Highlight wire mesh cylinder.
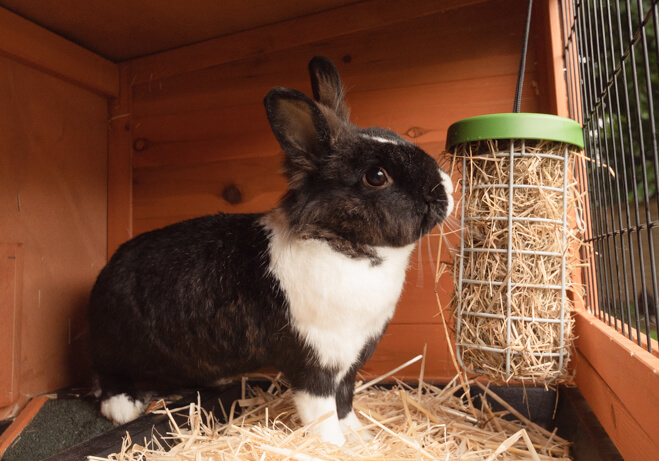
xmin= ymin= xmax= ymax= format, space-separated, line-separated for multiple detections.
xmin=450 ymin=137 xmax=581 ymax=383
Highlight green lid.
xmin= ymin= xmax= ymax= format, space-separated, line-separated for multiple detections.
xmin=446 ymin=113 xmax=584 ymax=149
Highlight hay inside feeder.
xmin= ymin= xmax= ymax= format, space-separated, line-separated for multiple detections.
xmin=448 ymin=138 xmax=583 ymax=384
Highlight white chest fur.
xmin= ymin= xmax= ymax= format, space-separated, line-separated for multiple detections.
xmin=263 ymin=215 xmax=415 ymax=378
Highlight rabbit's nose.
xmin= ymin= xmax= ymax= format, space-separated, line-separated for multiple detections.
xmin=438 ymin=169 xmax=453 ymax=196
xmin=426 ymin=169 xmax=454 ymax=216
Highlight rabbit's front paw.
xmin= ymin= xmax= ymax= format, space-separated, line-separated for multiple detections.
xmin=314 ymin=418 xmax=347 ymax=447
xmin=340 ymin=410 xmax=374 ymax=442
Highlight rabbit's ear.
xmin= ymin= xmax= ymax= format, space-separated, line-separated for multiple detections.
xmin=308 ymin=56 xmax=350 ymax=121
xmin=264 ymin=87 xmax=331 ymax=164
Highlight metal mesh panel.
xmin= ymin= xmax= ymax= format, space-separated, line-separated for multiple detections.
xmin=561 ymin=0 xmax=659 ymax=352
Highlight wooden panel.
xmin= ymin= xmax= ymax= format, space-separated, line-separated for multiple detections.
xmin=107 ymin=63 xmax=135 ymax=257
xmin=130 ymin=3 xmax=530 ymax=121
xmin=574 ymin=310 xmax=659 ymax=459
xmin=0 ymin=244 xmax=22 ymax=408
xmin=545 ymin=0 xmax=571 ymax=118
xmin=131 ymin=75 xmax=531 ymax=148
xmin=0 ymin=55 xmax=107 ymax=405
xmin=0 ymin=7 xmax=118 ymax=96
xmin=0 ymin=0 xmax=362 ymax=62
xmin=574 ymin=353 xmax=656 ymax=461
xmin=363 ymin=323 xmax=456 ymax=382
xmin=132 ymin=152 xmax=286 ymax=235
xmin=0 ymin=0 xmax=488 ymax=63
xmin=128 ymin=0 xmax=488 ymax=84
xmin=392 ymin=231 xmax=457 ymax=325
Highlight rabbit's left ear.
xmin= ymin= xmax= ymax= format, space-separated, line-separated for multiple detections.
xmin=308 ymin=56 xmax=350 ymax=121
xmin=264 ymin=87 xmax=331 ymax=165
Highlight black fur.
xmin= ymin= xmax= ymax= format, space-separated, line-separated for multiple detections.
xmin=90 ymin=213 xmax=347 ymax=395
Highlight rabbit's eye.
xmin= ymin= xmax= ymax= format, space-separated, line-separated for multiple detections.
xmin=363 ymin=166 xmax=392 ymax=189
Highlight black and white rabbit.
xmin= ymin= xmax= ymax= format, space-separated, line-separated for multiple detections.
xmin=88 ymin=56 xmax=454 ymax=446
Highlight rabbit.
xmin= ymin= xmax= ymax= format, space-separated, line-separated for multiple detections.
xmin=88 ymin=55 xmax=454 ymax=446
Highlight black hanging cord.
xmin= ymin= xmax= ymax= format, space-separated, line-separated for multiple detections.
xmin=513 ymin=0 xmax=534 ymax=113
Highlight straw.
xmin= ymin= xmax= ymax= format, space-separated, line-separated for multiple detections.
xmin=93 ymin=359 xmax=572 ymax=460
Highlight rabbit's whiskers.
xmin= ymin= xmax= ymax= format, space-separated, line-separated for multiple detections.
xmin=415 ymin=231 xmax=425 ymax=287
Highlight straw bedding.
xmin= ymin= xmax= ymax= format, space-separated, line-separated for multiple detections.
xmin=448 ymin=139 xmax=583 ymax=383
xmin=90 ymin=369 xmax=571 ymax=460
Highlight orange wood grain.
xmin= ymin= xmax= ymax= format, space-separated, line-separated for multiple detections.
xmin=129 ymin=87 xmax=530 ymax=164
xmin=545 ymin=0 xmax=571 ymax=118
xmin=0 ymin=7 xmax=117 ymax=97
xmin=129 ymin=3 xmax=530 ymax=120
xmin=574 ymin=351 xmax=657 ymax=461
xmin=610 ymin=322 xmax=659 ymax=355
xmin=0 ymin=244 xmax=23 ymax=409
xmin=128 ymin=0 xmax=489 ymax=86
xmin=108 ymin=63 xmax=136 ymax=258
xmin=574 ymin=309 xmax=659 ymax=459
xmin=0 ymin=54 xmax=107 ymax=405
xmin=363 ymin=323 xmax=456 ymax=383
xmin=0 ymin=0 xmax=360 ymax=62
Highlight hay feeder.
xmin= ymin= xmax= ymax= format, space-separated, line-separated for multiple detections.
xmin=446 ymin=113 xmax=584 ymax=383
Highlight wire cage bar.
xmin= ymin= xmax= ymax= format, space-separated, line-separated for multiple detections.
xmin=448 ymin=120 xmax=583 ymax=382
xmin=561 ymin=0 xmax=659 ymax=353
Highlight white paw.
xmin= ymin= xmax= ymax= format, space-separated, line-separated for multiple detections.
xmin=294 ymin=392 xmax=346 ymax=446
xmin=340 ymin=410 xmax=374 ymax=442
xmin=315 ymin=418 xmax=347 ymax=447
xmin=100 ymin=393 xmax=145 ymax=425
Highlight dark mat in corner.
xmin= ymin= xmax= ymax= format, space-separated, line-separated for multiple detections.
xmin=0 ymin=383 xmax=239 ymax=461
xmin=1 ymin=398 xmax=113 ymax=461
xmin=41 ymin=385 xmax=238 ymax=461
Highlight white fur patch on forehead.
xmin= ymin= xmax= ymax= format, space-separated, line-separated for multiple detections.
xmin=359 ymin=133 xmax=403 ymax=146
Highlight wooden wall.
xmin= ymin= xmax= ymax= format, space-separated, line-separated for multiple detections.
xmin=112 ymin=0 xmax=558 ymax=381
xmin=0 ymin=43 xmax=110 ymax=417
